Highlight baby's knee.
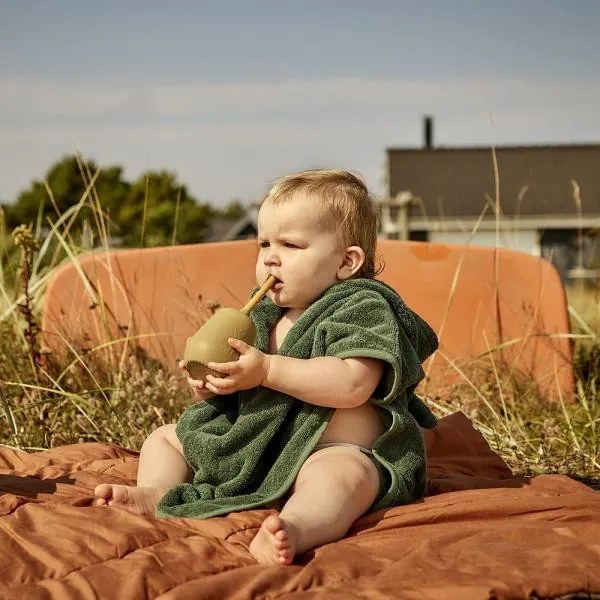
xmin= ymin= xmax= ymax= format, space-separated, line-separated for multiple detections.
xmin=309 ymin=449 xmax=379 ymax=491
xmin=143 ymin=423 xmax=178 ymax=447
xmin=340 ymin=454 xmax=379 ymax=490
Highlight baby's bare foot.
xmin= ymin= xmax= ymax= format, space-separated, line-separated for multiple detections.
xmin=249 ymin=514 xmax=296 ymax=565
xmin=93 ymin=483 xmax=164 ymax=516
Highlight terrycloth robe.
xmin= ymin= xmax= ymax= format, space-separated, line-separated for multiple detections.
xmin=156 ymin=278 xmax=439 ymax=519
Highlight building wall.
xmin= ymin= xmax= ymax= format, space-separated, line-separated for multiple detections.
xmin=383 ymin=143 xmax=600 ymax=282
xmin=387 ymin=145 xmax=600 ymax=218
xmin=428 ymin=229 xmax=540 ymax=256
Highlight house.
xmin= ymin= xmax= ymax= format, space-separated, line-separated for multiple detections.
xmin=381 ymin=117 xmax=600 ymax=282
xmin=204 ymin=204 xmax=259 ymax=242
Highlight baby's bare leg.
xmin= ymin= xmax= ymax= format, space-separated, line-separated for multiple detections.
xmin=249 ymin=447 xmax=380 ymax=565
xmin=136 ymin=423 xmax=193 ymax=488
xmin=94 ymin=423 xmax=193 ymax=515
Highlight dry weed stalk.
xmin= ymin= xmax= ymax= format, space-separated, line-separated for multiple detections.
xmin=12 ymin=225 xmax=43 ymax=372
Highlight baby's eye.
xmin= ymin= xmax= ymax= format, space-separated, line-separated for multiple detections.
xmin=284 ymin=242 xmax=299 ymax=249
xmin=258 ymin=241 xmax=270 ymax=248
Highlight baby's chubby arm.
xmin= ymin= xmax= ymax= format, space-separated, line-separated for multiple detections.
xmin=203 ymin=338 xmax=384 ymax=409
xmin=263 ymin=353 xmax=384 ymax=408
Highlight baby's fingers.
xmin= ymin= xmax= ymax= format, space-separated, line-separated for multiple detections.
xmin=207 ymin=360 xmax=239 ymax=374
xmin=206 ymin=374 xmax=236 ymax=393
xmin=193 ymin=387 xmax=212 ymax=399
xmin=187 ymin=376 xmax=205 ymax=389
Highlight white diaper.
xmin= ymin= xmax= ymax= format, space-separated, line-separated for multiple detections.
xmin=312 ymin=442 xmax=374 ymax=456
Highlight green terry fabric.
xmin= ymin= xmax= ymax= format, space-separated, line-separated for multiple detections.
xmin=156 ymin=278 xmax=438 ymax=519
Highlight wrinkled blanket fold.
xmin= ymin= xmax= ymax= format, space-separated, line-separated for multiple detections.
xmin=1 ymin=412 xmax=600 ymax=599
xmin=157 ymin=278 xmax=439 ymax=519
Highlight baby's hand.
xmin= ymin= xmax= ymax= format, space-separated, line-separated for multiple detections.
xmin=178 ymin=360 xmax=213 ymax=400
xmin=204 ymin=338 xmax=271 ymax=395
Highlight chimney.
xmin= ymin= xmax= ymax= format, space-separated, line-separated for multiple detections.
xmin=423 ymin=115 xmax=433 ymax=149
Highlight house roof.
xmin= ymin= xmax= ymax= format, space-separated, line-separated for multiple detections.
xmin=387 ymin=144 xmax=600 ymax=218
xmin=204 ymin=214 xmax=258 ymax=243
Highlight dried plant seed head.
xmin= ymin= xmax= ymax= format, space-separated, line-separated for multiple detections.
xmin=12 ymin=225 xmax=40 ymax=252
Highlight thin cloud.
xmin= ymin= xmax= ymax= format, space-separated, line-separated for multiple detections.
xmin=1 ymin=76 xmax=599 ymax=204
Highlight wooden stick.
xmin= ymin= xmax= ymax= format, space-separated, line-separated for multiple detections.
xmin=241 ymin=275 xmax=277 ymax=315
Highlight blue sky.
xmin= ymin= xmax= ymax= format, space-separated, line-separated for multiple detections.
xmin=1 ymin=0 xmax=599 ymax=206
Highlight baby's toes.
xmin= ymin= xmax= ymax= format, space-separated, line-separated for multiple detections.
xmin=93 ymin=484 xmax=114 ymax=505
xmin=274 ymin=537 xmax=290 ymax=550
xmin=107 ymin=485 xmax=130 ymax=505
xmin=262 ymin=515 xmax=283 ymax=535
xmin=274 ymin=529 xmax=287 ymax=542
xmin=94 ymin=483 xmax=112 ymax=498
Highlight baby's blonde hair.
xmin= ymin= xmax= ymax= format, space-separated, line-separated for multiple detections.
xmin=263 ymin=169 xmax=382 ymax=279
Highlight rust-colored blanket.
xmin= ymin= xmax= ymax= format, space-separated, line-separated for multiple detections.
xmin=1 ymin=412 xmax=598 ymax=600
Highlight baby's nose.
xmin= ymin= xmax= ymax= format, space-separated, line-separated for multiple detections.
xmin=263 ymin=249 xmax=280 ymax=266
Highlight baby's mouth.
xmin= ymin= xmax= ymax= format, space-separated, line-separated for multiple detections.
xmin=272 ymin=276 xmax=284 ymax=291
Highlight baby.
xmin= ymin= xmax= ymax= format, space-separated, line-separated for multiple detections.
xmin=95 ymin=169 xmax=437 ymax=565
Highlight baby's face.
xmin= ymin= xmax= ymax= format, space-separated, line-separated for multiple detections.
xmin=256 ymin=196 xmax=345 ymax=310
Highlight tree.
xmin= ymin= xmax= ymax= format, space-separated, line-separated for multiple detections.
xmin=112 ymin=170 xmax=215 ymax=247
xmin=4 ymin=155 xmax=130 ymax=235
xmin=2 ymin=156 xmax=218 ymax=249
xmin=216 ymin=199 xmax=247 ymax=221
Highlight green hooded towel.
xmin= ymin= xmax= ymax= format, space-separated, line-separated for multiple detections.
xmin=156 ymin=278 xmax=438 ymax=519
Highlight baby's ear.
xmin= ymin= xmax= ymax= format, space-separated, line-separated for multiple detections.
xmin=337 ymin=246 xmax=365 ymax=280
